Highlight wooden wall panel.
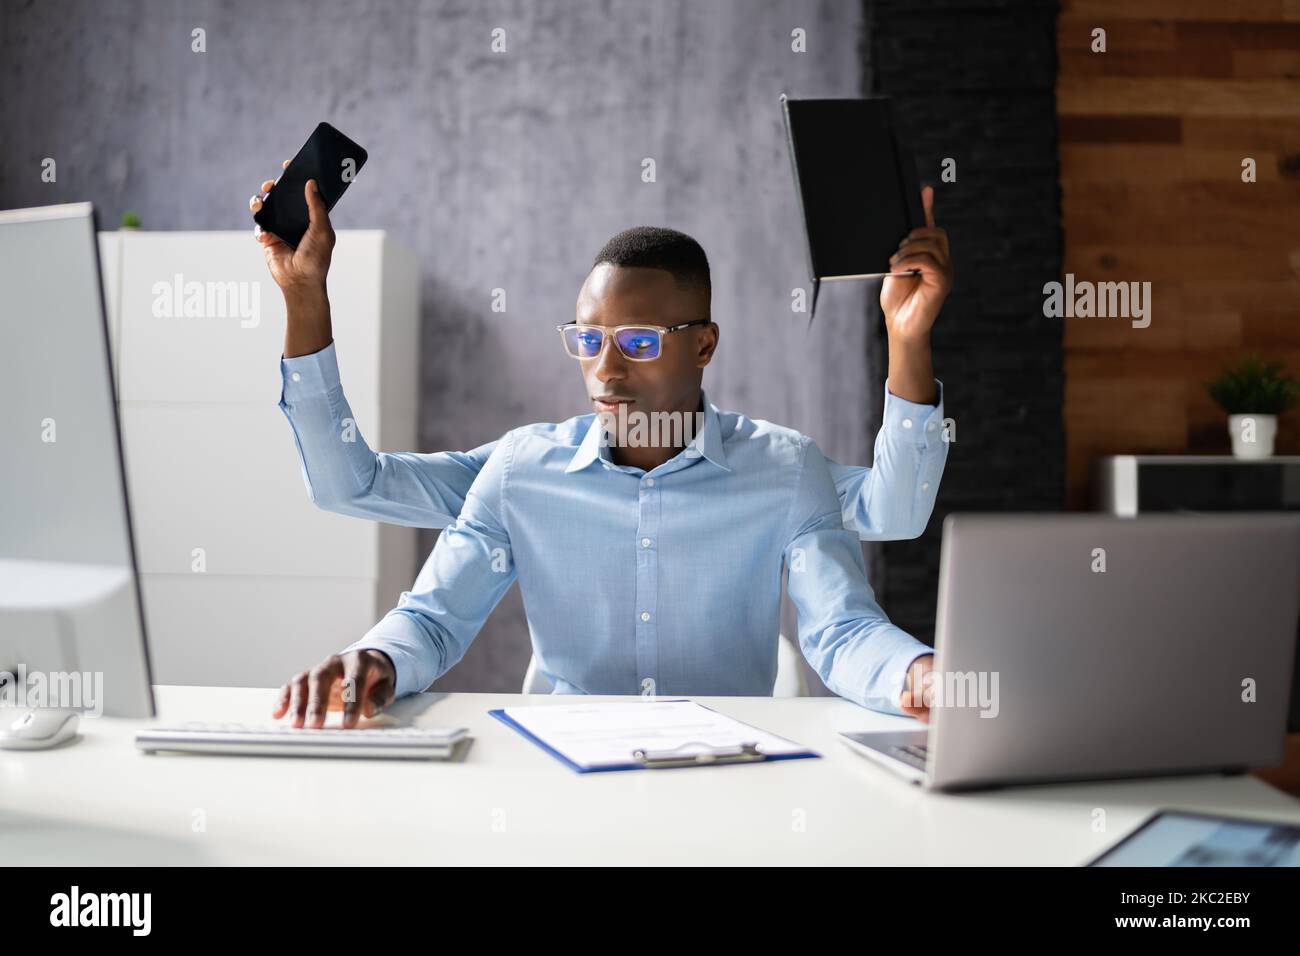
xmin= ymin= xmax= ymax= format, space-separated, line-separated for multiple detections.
xmin=1058 ymin=0 xmax=1300 ymax=507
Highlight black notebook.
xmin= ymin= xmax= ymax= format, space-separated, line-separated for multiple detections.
xmin=781 ymin=95 xmax=924 ymax=320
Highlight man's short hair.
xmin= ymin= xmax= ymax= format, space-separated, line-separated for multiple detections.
xmin=592 ymin=226 xmax=711 ymax=303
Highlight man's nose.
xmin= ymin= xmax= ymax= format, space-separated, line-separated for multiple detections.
xmin=591 ymin=335 xmax=628 ymax=383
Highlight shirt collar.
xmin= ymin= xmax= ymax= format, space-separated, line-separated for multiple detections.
xmin=565 ymin=390 xmax=730 ymax=474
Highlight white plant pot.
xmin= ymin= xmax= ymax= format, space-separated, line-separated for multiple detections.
xmin=1228 ymin=413 xmax=1277 ymax=459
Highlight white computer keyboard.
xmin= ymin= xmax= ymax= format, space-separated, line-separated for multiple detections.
xmin=135 ymin=721 xmax=469 ymax=759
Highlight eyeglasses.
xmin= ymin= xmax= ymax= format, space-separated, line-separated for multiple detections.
xmin=556 ymin=319 xmax=711 ymax=362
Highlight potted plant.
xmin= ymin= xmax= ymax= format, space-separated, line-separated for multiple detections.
xmin=1204 ymin=356 xmax=1298 ymax=459
xmin=120 ymin=211 xmax=141 ymax=230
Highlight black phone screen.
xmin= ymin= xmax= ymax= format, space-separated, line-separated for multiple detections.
xmin=253 ymin=122 xmax=368 ymax=248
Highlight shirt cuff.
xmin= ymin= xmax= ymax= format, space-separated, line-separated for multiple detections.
xmin=342 ymin=631 xmax=431 ymax=700
xmin=881 ymin=378 xmax=945 ymax=445
xmin=280 ymin=340 xmax=341 ymax=401
xmin=887 ymin=645 xmax=936 ymax=714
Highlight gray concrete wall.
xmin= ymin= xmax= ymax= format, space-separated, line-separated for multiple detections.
xmin=1 ymin=0 xmax=877 ymax=693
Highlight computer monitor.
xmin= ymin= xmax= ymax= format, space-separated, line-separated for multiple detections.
xmin=0 ymin=203 xmax=154 ymax=738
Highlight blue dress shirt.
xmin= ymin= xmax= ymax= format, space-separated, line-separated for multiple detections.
xmin=278 ymin=343 xmax=947 ymax=713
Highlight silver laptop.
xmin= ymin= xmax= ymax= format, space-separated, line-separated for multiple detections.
xmin=841 ymin=514 xmax=1300 ymax=791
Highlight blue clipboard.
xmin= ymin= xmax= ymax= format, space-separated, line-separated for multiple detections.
xmin=489 ymin=699 xmax=821 ymax=773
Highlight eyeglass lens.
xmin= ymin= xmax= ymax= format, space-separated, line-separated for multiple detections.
xmin=562 ymin=325 xmax=662 ymax=360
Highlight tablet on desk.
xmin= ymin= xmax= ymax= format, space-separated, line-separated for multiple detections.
xmin=1088 ymin=810 xmax=1300 ymax=867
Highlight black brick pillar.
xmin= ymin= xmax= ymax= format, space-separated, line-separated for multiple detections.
xmin=863 ymin=0 xmax=1066 ymax=642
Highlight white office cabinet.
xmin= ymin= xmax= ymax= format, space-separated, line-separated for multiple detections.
xmin=119 ymin=403 xmax=387 ymax=577
xmin=137 ymin=576 xmax=397 ymax=687
xmin=97 ymin=233 xmax=124 ymax=388
xmin=101 ymin=231 xmax=420 ymax=686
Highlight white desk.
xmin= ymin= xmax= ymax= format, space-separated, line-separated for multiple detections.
xmin=3 ymin=686 xmax=1298 ymax=865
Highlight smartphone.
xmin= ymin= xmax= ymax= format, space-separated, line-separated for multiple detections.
xmin=253 ymin=122 xmax=368 ymax=248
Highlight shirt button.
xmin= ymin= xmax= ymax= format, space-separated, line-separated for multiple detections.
xmin=902 ymin=418 xmax=913 ymax=429
xmin=922 ymin=482 xmax=931 ymax=492
xmin=640 ymin=537 xmax=651 ymax=548
xmin=644 ymin=478 xmax=656 ymax=487
xmin=640 ymin=611 xmax=650 ymax=622
xmin=290 ymin=372 xmax=302 ymax=383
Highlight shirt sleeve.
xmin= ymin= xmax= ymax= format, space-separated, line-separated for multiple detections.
xmin=277 ymin=340 xmax=494 ymax=528
xmin=784 ymin=436 xmax=934 ymax=714
xmin=825 ymin=378 xmax=948 ymax=541
xmin=341 ymin=431 xmax=520 ymax=698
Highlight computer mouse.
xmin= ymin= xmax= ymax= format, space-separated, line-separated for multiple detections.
xmin=0 ymin=710 xmax=81 ymax=749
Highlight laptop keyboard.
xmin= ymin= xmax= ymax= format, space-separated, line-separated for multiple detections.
xmin=888 ymin=742 xmax=930 ymax=770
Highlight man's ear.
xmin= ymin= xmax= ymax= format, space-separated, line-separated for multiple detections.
xmin=696 ymin=322 xmax=719 ymax=368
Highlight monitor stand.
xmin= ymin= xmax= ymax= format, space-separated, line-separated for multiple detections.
xmin=1 ymin=558 xmax=137 ymax=747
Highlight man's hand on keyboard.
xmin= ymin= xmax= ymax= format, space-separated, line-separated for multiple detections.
xmin=899 ymin=654 xmax=935 ymax=724
xmin=272 ymin=649 xmax=397 ymax=729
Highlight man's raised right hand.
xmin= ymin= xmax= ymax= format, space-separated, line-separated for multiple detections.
xmin=250 ymin=160 xmax=336 ymax=357
xmin=250 ymin=160 xmax=337 ymax=293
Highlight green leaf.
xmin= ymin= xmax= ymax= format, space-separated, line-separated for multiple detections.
xmin=1203 ymin=354 xmax=1299 ymax=415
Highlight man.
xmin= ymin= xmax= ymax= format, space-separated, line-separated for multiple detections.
xmin=249 ymin=168 xmax=953 ymax=729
